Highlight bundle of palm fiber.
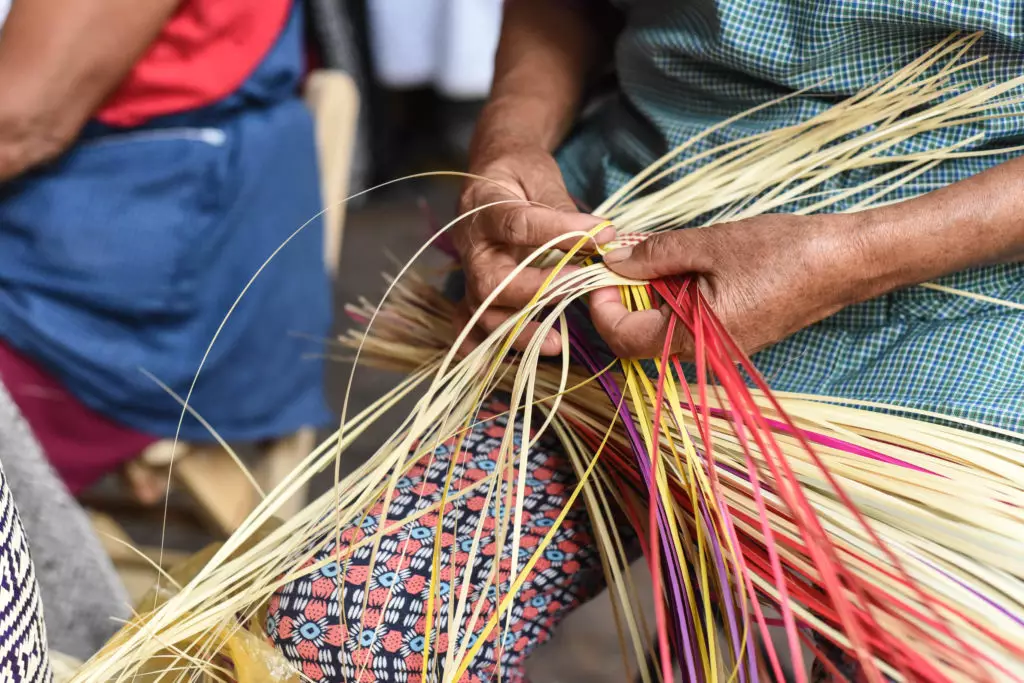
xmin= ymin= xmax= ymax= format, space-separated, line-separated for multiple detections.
xmin=74 ymin=34 xmax=1024 ymax=682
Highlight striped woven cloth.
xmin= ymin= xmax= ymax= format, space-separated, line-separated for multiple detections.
xmin=0 ymin=460 xmax=52 ymax=682
xmin=558 ymin=0 xmax=1024 ymax=435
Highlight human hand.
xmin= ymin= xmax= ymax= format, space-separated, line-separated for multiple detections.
xmin=453 ymin=145 xmax=614 ymax=355
xmin=589 ymin=213 xmax=866 ymax=359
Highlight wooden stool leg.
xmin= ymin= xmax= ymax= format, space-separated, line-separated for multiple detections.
xmin=173 ymin=443 xmax=259 ymax=536
xmin=305 ymin=70 xmax=360 ymax=278
xmin=254 ymin=427 xmax=316 ymax=520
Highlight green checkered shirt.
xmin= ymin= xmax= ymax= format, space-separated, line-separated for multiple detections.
xmin=557 ymin=0 xmax=1024 ymax=436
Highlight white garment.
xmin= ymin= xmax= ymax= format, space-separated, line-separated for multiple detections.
xmin=0 ymin=0 xmax=10 ymax=33
xmin=367 ymin=0 xmax=502 ymax=99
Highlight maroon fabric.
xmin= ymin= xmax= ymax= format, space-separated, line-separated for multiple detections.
xmin=0 ymin=341 xmax=156 ymax=493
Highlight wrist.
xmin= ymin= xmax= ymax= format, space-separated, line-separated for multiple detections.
xmin=796 ymin=212 xmax=902 ymax=310
xmin=463 ymin=99 xmax=560 ymax=211
xmin=0 ymin=67 xmax=81 ymax=180
xmin=839 ymin=205 xmax=945 ymax=304
xmin=0 ymin=109 xmax=72 ymax=182
xmin=469 ymin=93 xmax=573 ymax=168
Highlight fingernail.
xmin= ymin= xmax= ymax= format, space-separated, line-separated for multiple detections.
xmin=603 ymin=246 xmax=633 ymax=264
xmin=595 ymin=226 xmax=617 ymax=244
xmin=543 ymin=331 xmax=561 ymax=353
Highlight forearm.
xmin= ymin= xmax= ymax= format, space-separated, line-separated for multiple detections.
xmin=0 ymin=0 xmax=178 ymax=180
xmin=851 ymin=156 xmax=1024 ymax=300
xmin=469 ymin=0 xmax=613 ymax=166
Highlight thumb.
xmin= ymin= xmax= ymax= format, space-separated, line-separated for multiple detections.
xmin=601 ymin=230 xmax=714 ymax=280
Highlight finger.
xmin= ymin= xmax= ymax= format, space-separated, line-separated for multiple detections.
xmin=485 ymin=203 xmax=614 ymax=252
xmin=589 ymin=287 xmax=665 ymax=358
xmin=457 ymin=298 xmax=562 ymax=356
xmin=468 ymin=252 xmax=581 ymax=310
xmin=464 ymin=303 xmax=563 ymax=356
xmin=601 ymin=230 xmax=716 ymax=281
xmin=589 ymin=287 xmax=694 ymax=359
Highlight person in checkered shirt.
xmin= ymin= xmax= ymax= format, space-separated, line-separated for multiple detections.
xmin=270 ymin=1 xmax=1024 ymax=681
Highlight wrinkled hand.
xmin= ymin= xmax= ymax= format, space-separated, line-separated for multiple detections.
xmin=453 ymin=146 xmax=614 ymax=355
xmin=590 ymin=213 xmax=865 ymax=359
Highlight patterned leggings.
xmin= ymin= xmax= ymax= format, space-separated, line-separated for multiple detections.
xmin=267 ymin=398 xmax=854 ymax=682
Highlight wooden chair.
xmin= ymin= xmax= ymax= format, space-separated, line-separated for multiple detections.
xmin=114 ymin=70 xmax=360 ymax=538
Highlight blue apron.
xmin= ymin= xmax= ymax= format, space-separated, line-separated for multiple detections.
xmin=0 ymin=3 xmax=332 ymax=441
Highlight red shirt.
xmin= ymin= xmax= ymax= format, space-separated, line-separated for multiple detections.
xmin=96 ymin=0 xmax=292 ymax=127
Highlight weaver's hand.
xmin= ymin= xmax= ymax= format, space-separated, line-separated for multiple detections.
xmin=454 ymin=146 xmax=614 ymax=355
xmin=589 ymin=214 xmax=865 ymax=359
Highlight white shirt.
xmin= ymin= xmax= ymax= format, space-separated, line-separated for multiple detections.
xmin=367 ymin=0 xmax=502 ymax=100
xmin=0 ymin=0 xmax=10 ymax=33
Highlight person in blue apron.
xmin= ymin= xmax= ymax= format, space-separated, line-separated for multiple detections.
xmin=0 ymin=0 xmax=332 ymax=492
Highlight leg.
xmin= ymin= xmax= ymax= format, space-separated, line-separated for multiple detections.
xmin=268 ymin=397 xmax=611 ymax=682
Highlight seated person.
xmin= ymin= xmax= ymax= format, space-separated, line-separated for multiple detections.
xmin=0 ymin=0 xmax=331 ymax=493
xmin=267 ymin=1 xmax=1024 ymax=682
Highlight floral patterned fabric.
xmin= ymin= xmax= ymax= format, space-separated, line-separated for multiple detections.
xmin=267 ymin=399 xmax=609 ymax=682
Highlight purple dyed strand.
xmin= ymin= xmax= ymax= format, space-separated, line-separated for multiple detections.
xmin=567 ymin=321 xmax=703 ymax=681
xmin=699 ymin=407 xmax=940 ymax=476
xmin=911 ymin=550 xmax=1024 ymax=627
xmin=696 ymin=493 xmax=758 ymax=683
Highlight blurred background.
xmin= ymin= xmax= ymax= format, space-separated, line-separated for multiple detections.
xmin=331 ymin=0 xmax=499 ymax=189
